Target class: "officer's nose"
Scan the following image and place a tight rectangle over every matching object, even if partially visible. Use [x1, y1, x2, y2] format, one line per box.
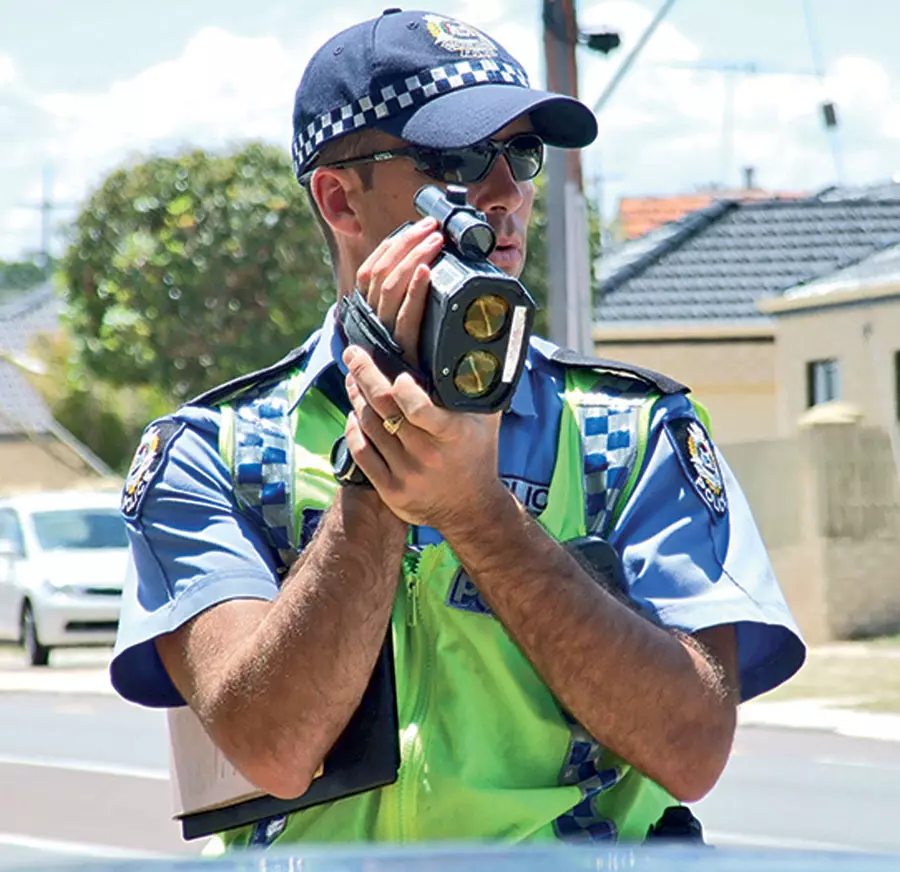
[468, 151, 526, 217]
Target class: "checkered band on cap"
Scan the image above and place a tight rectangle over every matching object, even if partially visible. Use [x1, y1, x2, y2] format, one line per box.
[292, 58, 530, 178]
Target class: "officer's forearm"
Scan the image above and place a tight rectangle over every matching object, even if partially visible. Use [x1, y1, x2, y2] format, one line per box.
[441, 486, 737, 804]
[164, 487, 407, 799]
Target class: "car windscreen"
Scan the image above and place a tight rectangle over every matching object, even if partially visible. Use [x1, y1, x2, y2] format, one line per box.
[31, 508, 128, 551]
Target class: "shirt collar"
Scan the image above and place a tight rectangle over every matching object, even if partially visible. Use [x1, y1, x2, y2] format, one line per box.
[300, 304, 347, 386]
[302, 304, 536, 419]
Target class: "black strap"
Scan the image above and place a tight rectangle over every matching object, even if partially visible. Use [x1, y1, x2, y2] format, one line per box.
[338, 290, 420, 385]
[550, 348, 689, 395]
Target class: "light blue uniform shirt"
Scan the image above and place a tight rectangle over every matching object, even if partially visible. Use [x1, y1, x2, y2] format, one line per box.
[111, 311, 805, 708]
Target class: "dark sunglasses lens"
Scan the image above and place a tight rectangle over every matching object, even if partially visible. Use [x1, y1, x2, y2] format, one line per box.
[417, 137, 543, 183]
[506, 135, 544, 181]
[414, 147, 490, 183]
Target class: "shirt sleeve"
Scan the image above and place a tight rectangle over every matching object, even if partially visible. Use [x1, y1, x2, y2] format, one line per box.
[606, 393, 806, 702]
[110, 406, 281, 708]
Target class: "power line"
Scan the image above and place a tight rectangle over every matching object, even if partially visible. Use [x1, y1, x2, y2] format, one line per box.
[591, 0, 679, 117]
[656, 59, 838, 188]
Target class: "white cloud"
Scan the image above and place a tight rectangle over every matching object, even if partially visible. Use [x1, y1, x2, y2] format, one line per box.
[581, 18, 900, 203]
[0, 26, 320, 257]
[4, 2, 900, 260]
[38, 27, 298, 163]
[0, 54, 16, 87]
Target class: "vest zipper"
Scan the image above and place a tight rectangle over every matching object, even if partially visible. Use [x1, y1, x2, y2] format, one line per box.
[406, 575, 419, 627]
[396, 544, 434, 841]
[403, 547, 421, 627]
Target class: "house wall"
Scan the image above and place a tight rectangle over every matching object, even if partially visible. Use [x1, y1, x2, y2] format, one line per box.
[724, 418, 900, 645]
[0, 437, 103, 493]
[773, 296, 900, 437]
[592, 338, 777, 444]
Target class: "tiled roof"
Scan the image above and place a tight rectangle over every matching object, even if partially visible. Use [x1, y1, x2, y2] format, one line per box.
[595, 191, 900, 324]
[615, 189, 807, 241]
[616, 194, 716, 241]
[0, 361, 56, 436]
[0, 285, 111, 474]
[0, 286, 64, 354]
[782, 241, 900, 302]
[815, 181, 900, 202]
[0, 285, 63, 436]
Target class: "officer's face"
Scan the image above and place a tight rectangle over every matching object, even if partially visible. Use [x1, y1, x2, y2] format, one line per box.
[352, 116, 536, 279]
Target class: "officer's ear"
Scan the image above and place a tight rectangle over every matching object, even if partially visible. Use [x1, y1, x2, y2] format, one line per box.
[310, 167, 364, 242]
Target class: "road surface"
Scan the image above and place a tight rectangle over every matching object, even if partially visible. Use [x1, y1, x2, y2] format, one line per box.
[0, 647, 897, 866]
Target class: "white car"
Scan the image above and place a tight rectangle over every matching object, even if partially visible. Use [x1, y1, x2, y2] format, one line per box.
[0, 489, 129, 666]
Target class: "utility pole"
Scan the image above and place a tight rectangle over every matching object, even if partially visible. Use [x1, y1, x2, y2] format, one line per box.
[543, 0, 676, 352]
[38, 166, 54, 270]
[19, 165, 72, 271]
[543, 0, 593, 354]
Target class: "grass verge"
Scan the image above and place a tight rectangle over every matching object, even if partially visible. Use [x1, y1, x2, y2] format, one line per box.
[761, 640, 900, 713]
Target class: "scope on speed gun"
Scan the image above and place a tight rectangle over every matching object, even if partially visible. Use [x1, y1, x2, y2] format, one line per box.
[332, 184, 537, 485]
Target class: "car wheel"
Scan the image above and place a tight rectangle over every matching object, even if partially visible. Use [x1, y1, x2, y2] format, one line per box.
[21, 603, 50, 668]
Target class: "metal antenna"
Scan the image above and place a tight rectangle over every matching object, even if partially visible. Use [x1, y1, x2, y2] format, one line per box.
[802, 0, 845, 183]
[656, 60, 826, 188]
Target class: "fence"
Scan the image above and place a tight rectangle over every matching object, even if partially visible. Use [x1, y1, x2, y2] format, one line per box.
[723, 407, 900, 644]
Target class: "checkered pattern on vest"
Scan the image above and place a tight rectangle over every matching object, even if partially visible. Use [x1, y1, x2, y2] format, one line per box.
[553, 711, 623, 842]
[572, 376, 646, 536]
[551, 376, 649, 841]
[292, 58, 529, 178]
[232, 379, 297, 572]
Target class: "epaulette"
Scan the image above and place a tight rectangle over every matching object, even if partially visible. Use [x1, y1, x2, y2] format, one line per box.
[186, 343, 313, 409]
[549, 348, 689, 396]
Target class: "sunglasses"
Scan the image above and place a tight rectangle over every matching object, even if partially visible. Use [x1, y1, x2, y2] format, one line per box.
[303, 133, 545, 185]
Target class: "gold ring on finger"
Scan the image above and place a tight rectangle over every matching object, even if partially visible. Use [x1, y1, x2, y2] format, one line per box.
[383, 414, 405, 436]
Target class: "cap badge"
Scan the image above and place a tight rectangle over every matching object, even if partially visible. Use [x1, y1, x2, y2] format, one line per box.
[424, 14, 497, 58]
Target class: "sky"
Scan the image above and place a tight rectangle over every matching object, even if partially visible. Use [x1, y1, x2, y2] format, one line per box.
[2, 0, 900, 261]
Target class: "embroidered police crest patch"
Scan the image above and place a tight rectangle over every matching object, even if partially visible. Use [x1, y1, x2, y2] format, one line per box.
[121, 420, 183, 520]
[424, 14, 498, 58]
[666, 418, 728, 521]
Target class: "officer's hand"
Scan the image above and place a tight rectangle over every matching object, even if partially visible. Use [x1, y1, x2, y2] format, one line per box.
[342, 345, 507, 531]
[355, 216, 442, 366]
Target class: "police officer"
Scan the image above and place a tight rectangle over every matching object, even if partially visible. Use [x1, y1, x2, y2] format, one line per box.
[111, 9, 805, 850]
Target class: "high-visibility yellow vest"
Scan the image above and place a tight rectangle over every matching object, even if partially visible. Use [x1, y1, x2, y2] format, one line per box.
[214, 362, 677, 846]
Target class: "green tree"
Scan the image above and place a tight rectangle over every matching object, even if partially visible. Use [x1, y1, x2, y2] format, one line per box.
[520, 177, 600, 340]
[520, 175, 549, 336]
[0, 259, 48, 291]
[61, 142, 334, 403]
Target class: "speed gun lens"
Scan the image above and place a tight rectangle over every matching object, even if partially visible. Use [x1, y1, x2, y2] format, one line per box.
[453, 350, 501, 398]
[463, 295, 510, 342]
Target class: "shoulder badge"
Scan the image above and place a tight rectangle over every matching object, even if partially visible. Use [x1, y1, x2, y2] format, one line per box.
[666, 418, 728, 521]
[121, 420, 183, 520]
[424, 14, 498, 58]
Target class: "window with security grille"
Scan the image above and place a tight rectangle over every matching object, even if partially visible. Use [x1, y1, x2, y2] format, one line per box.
[806, 358, 841, 407]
